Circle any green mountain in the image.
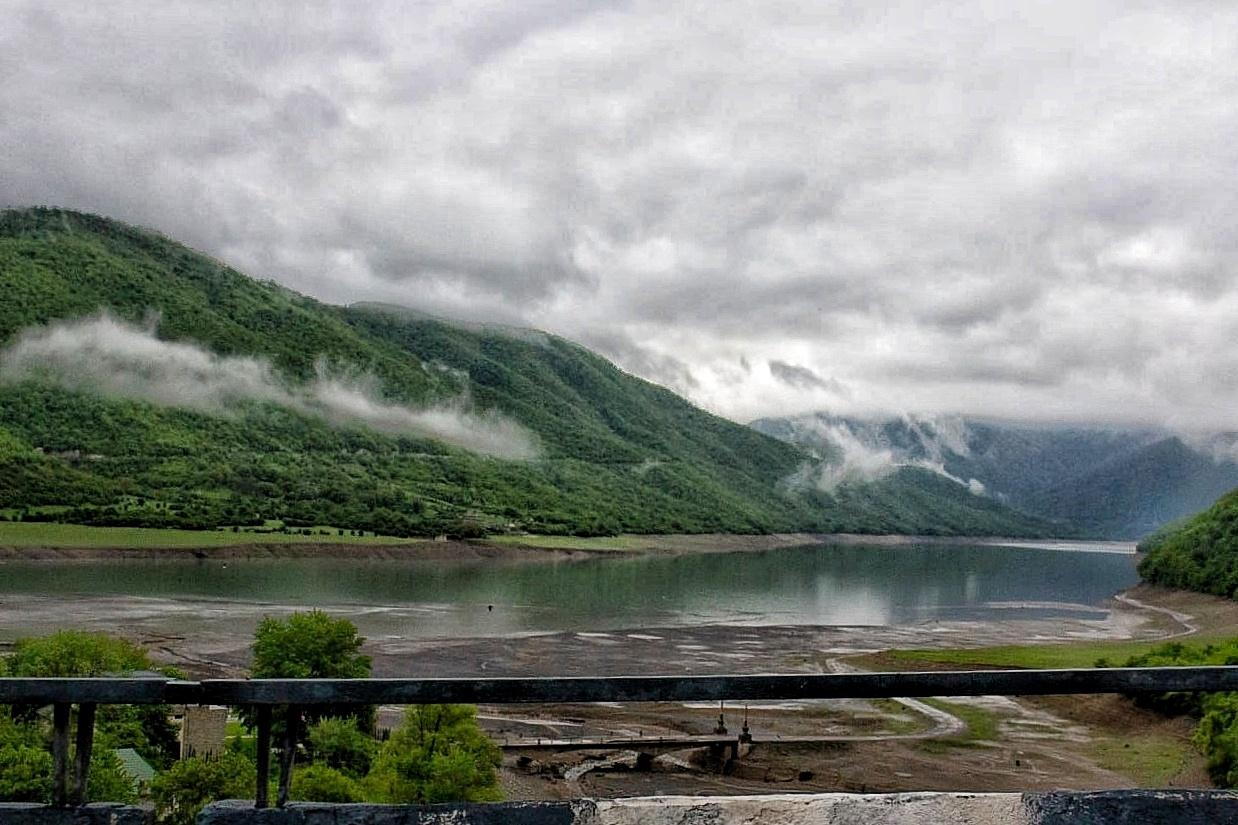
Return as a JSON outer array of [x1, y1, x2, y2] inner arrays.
[[1139, 488, 1238, 597], [0, 208, 1050, 538]]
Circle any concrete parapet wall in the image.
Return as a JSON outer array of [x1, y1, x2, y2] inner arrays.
[[0, 803, 151, 825], [6, 793, 1238, 825], [197, 799, 586, 824], [192, 791, 1238, 825]]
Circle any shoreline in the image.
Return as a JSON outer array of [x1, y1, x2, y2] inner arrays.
[[0, 531, 1133, 562]]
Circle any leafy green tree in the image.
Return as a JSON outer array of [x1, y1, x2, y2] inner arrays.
[[306, 717, 375, 778], [251, 611, 371, 680], [367, 705, 501, 804], [0, 717, 50, 803], [150, 752, 254, 825], [1198, 693, 1238, 787], [290, 764, 363, 803], [249, 611, 374, 736], [0, 745, 52, 802], [6, 630, 151, 677], [4, 631, 179, 768]]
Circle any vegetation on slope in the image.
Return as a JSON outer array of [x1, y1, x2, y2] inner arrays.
[[753, 413, 1238, 539], [0, 208, 1049, 538], [1139, 488, 1238, 597], [1113, 640, 1238, 787]]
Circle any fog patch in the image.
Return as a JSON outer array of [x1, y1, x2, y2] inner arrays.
[[778, 413, 986, 495], [1179, 432, 1238, 465], [0, 313, 539, 460]]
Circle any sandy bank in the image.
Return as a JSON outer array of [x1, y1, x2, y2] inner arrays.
[[0, 531, 1132, 562], [0, 539, 604, 563]]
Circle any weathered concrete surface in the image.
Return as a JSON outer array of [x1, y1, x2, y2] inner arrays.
[[593, 793, 1024, 824], [0, 803, 151, 825], [196, 799, 593, 825], [191, 792, 1238, 825], [1027, 789, 1238, 824]]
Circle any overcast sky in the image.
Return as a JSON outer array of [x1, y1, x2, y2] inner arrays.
[[3, 1, 1237, 431]]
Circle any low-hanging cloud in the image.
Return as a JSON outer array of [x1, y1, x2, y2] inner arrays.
[[779, 414, 987, 495], [0, 313, 540, 460]]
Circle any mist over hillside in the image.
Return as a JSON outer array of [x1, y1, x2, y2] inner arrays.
[[0, 208, 1052, 539], [752, 412, 1238, 539]]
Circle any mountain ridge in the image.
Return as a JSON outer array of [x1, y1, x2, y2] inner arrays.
[[752, 411, 1238, 538], [0, 207, 1052, 539]]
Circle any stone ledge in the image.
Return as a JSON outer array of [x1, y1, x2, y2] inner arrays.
[[11, 792, 1228, 825], [197, 799, 592, 825], [0, 803, 151, 825], [191, 791, 1238, 825]]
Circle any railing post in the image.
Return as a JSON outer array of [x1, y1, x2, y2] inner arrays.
[[51, 702, 71, 807], [276, 705, 301, 808], [255, 705, 272, 809], [71, 702, 97, 805]]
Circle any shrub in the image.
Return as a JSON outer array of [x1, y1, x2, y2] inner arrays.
[[367, 705, 501, 804], [150, 752, 255, 825], [290, 764, 363, 803]]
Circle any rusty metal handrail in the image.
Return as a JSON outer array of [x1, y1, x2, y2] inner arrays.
[[6, 665, 1238, 808]]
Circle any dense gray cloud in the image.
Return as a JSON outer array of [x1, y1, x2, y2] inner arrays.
[[2, 0, 1237, 430]]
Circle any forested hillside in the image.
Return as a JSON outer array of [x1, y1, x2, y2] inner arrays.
[[753, 412, 1238, 538], [0, 208, 1050, 538], [1139, 488, 1238, 597]]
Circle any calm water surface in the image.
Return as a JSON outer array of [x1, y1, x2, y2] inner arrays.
[[0, 541, 1138, 639]]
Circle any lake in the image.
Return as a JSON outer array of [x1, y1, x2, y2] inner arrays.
[[0, 540, 1139, 640]]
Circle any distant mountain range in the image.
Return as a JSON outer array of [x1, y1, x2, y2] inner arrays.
[[751, 413, 1238, 538], [0, 208, 1051, 539]]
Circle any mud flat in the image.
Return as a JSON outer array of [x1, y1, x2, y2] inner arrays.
[[0, 549, 1220, 798], [0, 531, 1134, 561]]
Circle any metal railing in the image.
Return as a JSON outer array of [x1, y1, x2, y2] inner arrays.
[[5, 666, 1238, 808]]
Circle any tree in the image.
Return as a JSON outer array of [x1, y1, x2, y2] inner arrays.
[[367, 705, 501, 804], [290, 764, 363, 803], [306, 717, 375, 778], [0, 745, 51, 803], [4, 631, 180, 768], [150, 752, 254, 825], [6, 630, 151, 677], [248, 611, 374, 739], [251, 611, 371, 681], [0, 717, 50, 803]]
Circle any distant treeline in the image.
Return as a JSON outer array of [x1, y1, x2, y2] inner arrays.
[[1139, 488, 1238, 598]]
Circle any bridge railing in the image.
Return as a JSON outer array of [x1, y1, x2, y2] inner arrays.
[[5, 666, 1238, 808]]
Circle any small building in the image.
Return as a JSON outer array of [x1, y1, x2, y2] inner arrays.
[[113, 748, 155, 793], [180, 705, 228, 759]]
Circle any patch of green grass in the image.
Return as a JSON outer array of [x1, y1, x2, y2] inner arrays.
[[887, 641, 1179, 671], [0, 521, 425, 549], [224, 719, 252, 741], [921, 698, 1000, 745], [1090, 735, 1190, 787], [867, 698, 928, 735], [486, 534, 651, 551]]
